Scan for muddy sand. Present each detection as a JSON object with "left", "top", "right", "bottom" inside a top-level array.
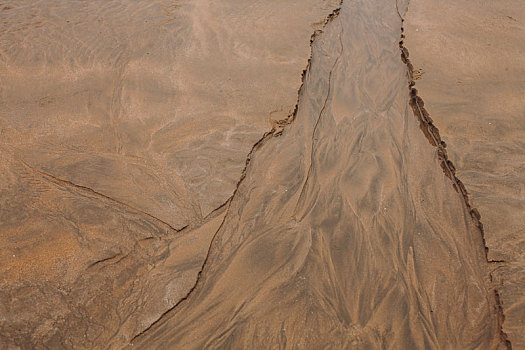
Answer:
[{"left": 0, "top": 0, "right": 523, "bottom": 348}]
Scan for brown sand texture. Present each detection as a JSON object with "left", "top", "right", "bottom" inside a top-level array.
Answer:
[{"left": 0, "top": 0, "right": 522, "bottom": 348}]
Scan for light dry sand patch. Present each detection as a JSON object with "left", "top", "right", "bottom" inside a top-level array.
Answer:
[{"left": 403, "top": 0, "right": 525, "bottom": 347}]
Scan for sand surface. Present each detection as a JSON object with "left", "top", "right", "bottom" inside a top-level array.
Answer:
[{"left": 0, "top": 0, "right": 521, "bottom": 348}]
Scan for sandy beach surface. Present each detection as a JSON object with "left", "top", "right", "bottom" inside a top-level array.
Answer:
[{"left": 0, "top": 0, "right": 522, "bottom": 348}]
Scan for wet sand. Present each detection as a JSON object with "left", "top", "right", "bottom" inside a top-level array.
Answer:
[{"left": 0, "top": 0, "right": 521, "bottom": 348}]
